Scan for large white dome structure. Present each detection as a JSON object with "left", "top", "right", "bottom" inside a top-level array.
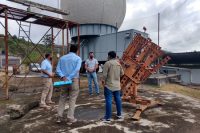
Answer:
[
  {"left": 61, "top": 0, "right": 126, "bottom": 28},
  {"left": 60, "top": 0, "right": 126, "bottom": 37}
]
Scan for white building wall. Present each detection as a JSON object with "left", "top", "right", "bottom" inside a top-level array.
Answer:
[
  {"left": 161, "top": 66, "right": 200, "bottom": 85},
  {"left": 176, "top": 70, "right": 191, "bottom": 85},
  {"left": 191, "top": 69, "right": 200, "bottom": 84}
]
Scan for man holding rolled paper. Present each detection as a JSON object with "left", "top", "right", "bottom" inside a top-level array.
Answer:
[{"left": 56, "top": 45, "right": 82, "bottom": 124}]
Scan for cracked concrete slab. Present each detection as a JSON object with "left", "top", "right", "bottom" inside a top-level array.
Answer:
[{"left": 0, "top": 85, "right": 200, "bottom": 133}]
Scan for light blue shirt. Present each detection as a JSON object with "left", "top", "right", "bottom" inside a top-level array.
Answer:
[
  {"left": 41, "top": 59, "right": 52, "bottom": 78},
  {"left": 56, "top": 52, "right": 82, "bottom": 80}
]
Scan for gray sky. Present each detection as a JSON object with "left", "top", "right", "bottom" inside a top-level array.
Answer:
[
  {"left": 120, "top": 0, "right": 200, "bottom": 52},
  {"left": 0, "top": 0, "right": 200, "bottom": 52}
]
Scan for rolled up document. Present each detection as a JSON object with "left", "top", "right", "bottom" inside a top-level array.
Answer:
[{"left": 53, "top": 80, "right": 72, "bottom": 87}]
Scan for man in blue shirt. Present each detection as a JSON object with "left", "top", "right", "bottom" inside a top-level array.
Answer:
[
  {"left": 40, "top": 53, "right": 55, "bottom": 109},
  {"left": 56, "top": 45, "right": 82, "bottom": 124}
]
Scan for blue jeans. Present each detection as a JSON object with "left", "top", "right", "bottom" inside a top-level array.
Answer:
[
  {"left": 87, "top": 72, "right": 99, "bottom": 94},
  {"left": 104, "top": 87, "right": 122, "bottom": 120}
]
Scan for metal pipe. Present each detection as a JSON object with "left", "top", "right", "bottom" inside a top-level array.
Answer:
[
  {"left": 51, "top": 27, "right": 54, "bottom": 69},
  {"left": 116, "top": 22, "right": 118, "bottom": 53},
  {"left": 157, "top": 12, "right": 160, "bottom": 74},
  {"left": 77, "top": 24, "right": 80, "bottom": 56},
  {"left": 4, "top": 8, "right": 9, "bottom": 99},
  {"left": 158, "top": 13, "right": 160, "bottom": 47},
  {"left": 77, "top": 24, "right": 81, "bottom": 89},
  {"left": 66, "top": 23, "right": 69, "bottom": 53},
  {"left": 62, "top": 28, "right": 64, "bottom": 56}
]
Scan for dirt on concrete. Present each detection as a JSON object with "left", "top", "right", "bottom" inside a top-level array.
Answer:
[{"left": 0, "top": 83, "right": 200, "bottom": 133}]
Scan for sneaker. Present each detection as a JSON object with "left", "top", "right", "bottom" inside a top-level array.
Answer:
[
  {"left": 116, "top": 115, "right": 124, "bottom": 121},
  {"left": 116, "top": 115, "right": 123, "bottom": 119},
  {"left": 101, "top": 118, "right": 111, "bottom": 123},
  {"left": 67, "top": 118, "right": 77, "bottom": 123},
  {"left": 56, "top": 116, "right": 64, "bottom": 123}
]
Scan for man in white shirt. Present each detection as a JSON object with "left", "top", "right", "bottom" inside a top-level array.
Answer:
[{"left": 85, "top": 52, "right": 99, "bottom": 95}]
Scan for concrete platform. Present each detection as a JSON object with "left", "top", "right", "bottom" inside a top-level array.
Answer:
[
  {"left": 0, "top": 85, "right": 200, "bottom": 133},
  {"left": 145, "top": 74, "right": 180, "bottom": 86}
]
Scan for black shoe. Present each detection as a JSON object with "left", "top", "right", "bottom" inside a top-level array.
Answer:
[
  {"left": 56, "top": 116, "right": 64, "bottom": 123},
  {"left": 116, "top": 115, "right": 124, "bottom": 121}
]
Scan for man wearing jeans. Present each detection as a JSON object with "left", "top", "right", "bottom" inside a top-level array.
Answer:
[
  {"left": 102, "top": 51, "right": 124, "bottom": 122},
  {"left": 56, "top": 45, "right": 82, "bottom": 123},
  {"left": 85, "top": 52, "right": 99, "bottom": 95}
]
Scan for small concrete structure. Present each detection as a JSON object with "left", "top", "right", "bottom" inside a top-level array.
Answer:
[
  {"left": 0, "top": 55, "right": 21, "bottom": 71},
  {"left": 160, "top": 66, "right": 200, "bottom": 85},
  {"left": 145, "top": 73, "right": 180, "bottom": 86}
]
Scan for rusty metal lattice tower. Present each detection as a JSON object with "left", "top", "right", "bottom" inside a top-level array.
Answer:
[
  {"left": 120, "top": 34, "right": 170, "bottom": 120},
  {"left": 0, "top": 3, "right": 80, "bottom": 100}
]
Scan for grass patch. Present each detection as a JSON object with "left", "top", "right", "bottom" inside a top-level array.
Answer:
[{"left": 157, "top": 84, "right": 200, "bottom": 100}]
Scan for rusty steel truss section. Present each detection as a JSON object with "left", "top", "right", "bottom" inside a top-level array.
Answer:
[
  {"left": 0, "top": 4, "right": 80, "bottom": 100},
  {"left": 120, "top": 34, "right": 170, "bottom": 120}
]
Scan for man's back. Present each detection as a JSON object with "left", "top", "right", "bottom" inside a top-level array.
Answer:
[
  {"left": 103, "top": 59, "right": 124, "bottom": 91},
  {"left": 56, "top": 52, "right": 82, "bottom": 80}
]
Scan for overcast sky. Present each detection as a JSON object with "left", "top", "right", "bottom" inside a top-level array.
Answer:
[{"left": 0, "top": 0, "right": 200, "bottom": 52}]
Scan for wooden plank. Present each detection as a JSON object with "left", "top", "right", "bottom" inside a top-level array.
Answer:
[{"left": 132, "top": 105, "right": 148, "bottom": 120}]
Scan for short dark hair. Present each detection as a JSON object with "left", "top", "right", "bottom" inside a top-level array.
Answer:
[
  {"left": 70, "top": 45, "right": 78, "bottom": 53},
  {"left": 45, "top": 53, "right": 51, "bottom": 58},
  {"left": 89, "top": 52, "right": 94, "bottom": 55},
  {"left": 108, "top": 51, "right": 116, "bottom": 59}
]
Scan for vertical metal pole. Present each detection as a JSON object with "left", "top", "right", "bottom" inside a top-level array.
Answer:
[
  {"left": 77, "top": 24, "right": 80, "bottom": 56},
  {"left": 62, "top": 28, "right": 64, "bottom": 56},
  {"left": 157, "top": 13, "right": 160, "bottom": 74},
  {"left": 4, "top": 9, "right": 9, "bottom": 99},
  {"left": 77, "top": 24, "right": 81, "bottom": 89},
  {"left": 66, "top": 23, "right": 69, "bottom": 54},
  {"left": 158, "top": 13, "right": 160, "bottom": 47},
  {"left": 51, "top": 27, "right": 54, "bottom": 69},
  {"left": 116, "top": 22, "right": 118, "bottom": 53}
]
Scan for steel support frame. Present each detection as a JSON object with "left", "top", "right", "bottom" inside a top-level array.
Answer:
[
  {"left": 51, "top": 27, "right": 54, "bottom": 68},
  {"left": 62, "top": 28, "right": 64, "bottom": 56},
  {"left": 77, "top": 24, "right": 80, "bottom": 56},
  {"left": 0, "top": 16, "right": 80, "bottom": 100},
  {"left": 13, "top": 25, "right": 67, "bottom": 93},
  {"left": 66, "top": 23, "right": 69, "bottom": 54},
  {"left": 120, "top": 34, "right": 170, "bottom": 120},
  {"left": 4, "top": 8, "right": 9, "bottom": 99}
]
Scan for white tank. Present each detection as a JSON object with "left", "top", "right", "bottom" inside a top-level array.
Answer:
[{"left": 60, "top": 0, "right": 126, "bottom": 28}]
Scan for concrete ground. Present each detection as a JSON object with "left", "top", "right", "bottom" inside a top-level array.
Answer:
[{"left": 0, "top": 84, "right": 200, "bottom": 133}]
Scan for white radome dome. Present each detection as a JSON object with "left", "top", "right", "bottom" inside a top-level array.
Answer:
[{"left": 60, "top": 0, "right": 126, "bottom": 28}]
